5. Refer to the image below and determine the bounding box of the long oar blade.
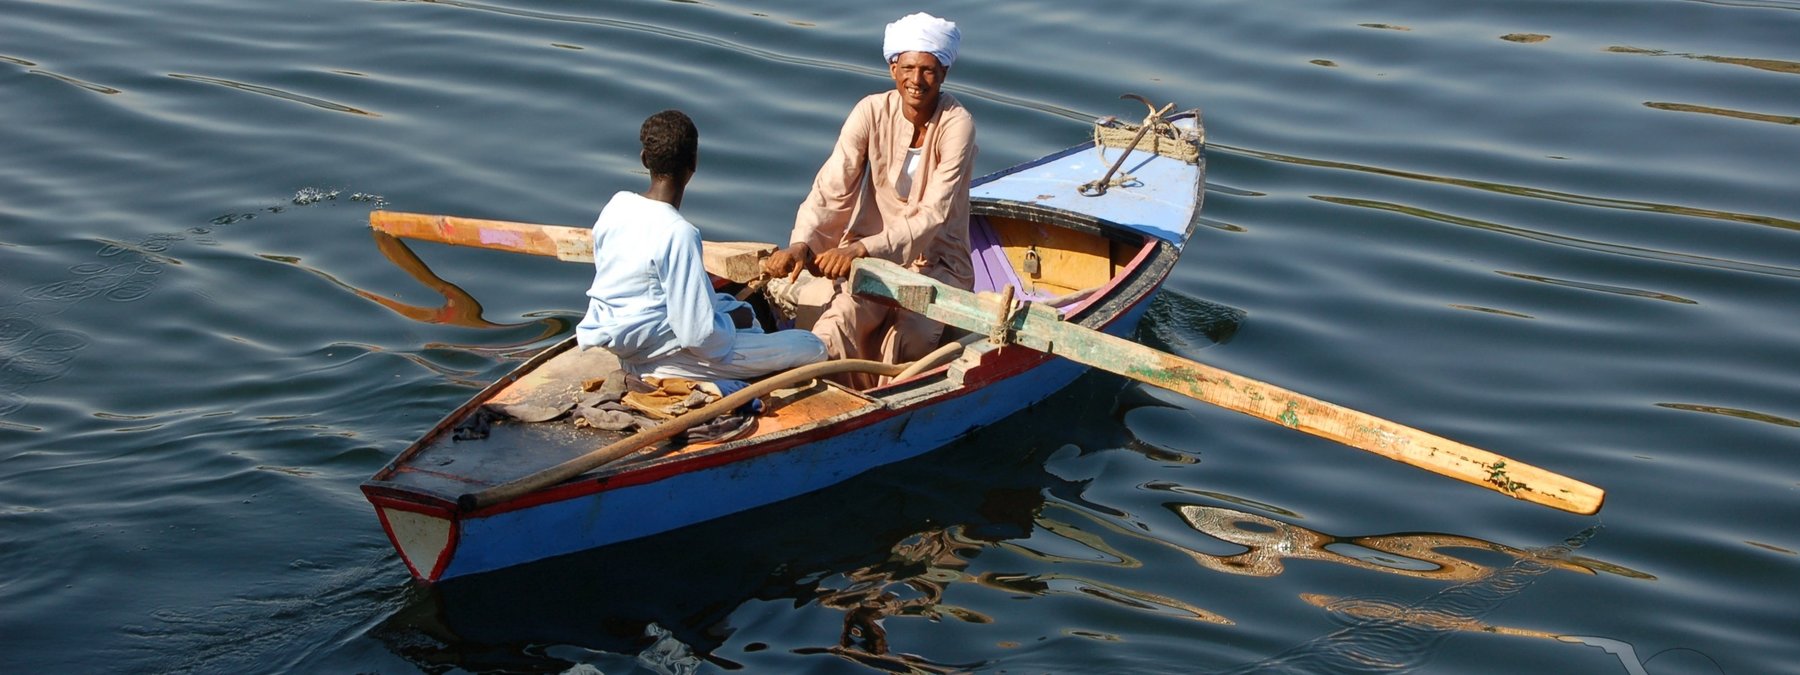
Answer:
[850,258,1605,515]
[370,211,594,261]
[367,211,776,282]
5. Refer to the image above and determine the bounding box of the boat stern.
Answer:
[365,489,460,583]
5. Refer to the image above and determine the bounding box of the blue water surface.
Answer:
[2,1,1796,673]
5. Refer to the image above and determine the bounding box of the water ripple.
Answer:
[389,0,855,75]
[1681,0,1800,11]
[1316,195,1800,279]
[1495,270,1699,304]
[1644,100,1800,126]
[0,191,388,421]
[1215,528,1601,674]
[976,572,1233,625]
[1655,402,1800,428]
[1172,504,1609,581]
[385,0,1096,124]
[1231,144,1800,233]
[28,69,121,95]
[167,73,378,117]
[1609,44,1800,76]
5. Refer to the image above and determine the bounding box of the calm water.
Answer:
[3,0,1797,673]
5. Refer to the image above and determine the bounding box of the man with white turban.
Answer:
[763,12,976,389]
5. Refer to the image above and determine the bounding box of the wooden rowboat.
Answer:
[360,109,1210,583]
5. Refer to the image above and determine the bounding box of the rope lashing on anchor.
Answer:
[1079,94,1201,197]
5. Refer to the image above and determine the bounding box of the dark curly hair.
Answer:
[640,109,698,177]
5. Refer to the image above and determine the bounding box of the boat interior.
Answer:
[377,205,1157,496]
[966,212,1147,305]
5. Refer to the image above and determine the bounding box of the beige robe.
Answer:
[791,90,977,386]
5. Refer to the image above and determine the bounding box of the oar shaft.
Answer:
[849,258,1604,515]
[370,211,594,261]
[368,211,776,282]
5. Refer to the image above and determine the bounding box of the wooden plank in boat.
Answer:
[487,345,622,422]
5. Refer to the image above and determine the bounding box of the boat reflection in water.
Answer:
[1170,500,1646,582]
[1174,506,1656,674]
[361,231,569,348]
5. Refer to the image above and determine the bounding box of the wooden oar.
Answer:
[367,210,774,283]
[850,258,1605,515]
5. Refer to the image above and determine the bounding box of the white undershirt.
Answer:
[894,146,923,199]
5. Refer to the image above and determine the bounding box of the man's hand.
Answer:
[762,243,814,280]
[814,241,867,280]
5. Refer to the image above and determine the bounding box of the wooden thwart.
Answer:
[850,258,1605,515]
[368,211,773,283]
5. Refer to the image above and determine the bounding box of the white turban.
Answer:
[882,13,960,68]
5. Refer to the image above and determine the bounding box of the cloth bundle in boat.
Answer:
[571,373,758,444]
[624,376,725,419]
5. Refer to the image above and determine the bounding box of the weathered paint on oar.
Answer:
[367,211,775,282]
[371,210,593,261]
[850,258,1605,515]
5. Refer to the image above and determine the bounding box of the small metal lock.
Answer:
[1023,247,1041,278]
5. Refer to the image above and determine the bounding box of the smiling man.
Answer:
[763,12,976,389]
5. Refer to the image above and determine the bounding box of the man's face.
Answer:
[889,52,946,111]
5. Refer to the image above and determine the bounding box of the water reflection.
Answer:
[1644,101,1800,127]
[1656,402,1800,428]
[1608,44,1800,77]
[1225,144,1800,233]
[167,73,376,116]
[284,231,572,355]
[1217,528,1602,674]
[362,231,539,331]
[1170,501,1650,581]
[29,69,121,95]
[1316,194,1800,278]
[798,526,998,673]
[1495,270,1699,304]
[1301,593,1559,639]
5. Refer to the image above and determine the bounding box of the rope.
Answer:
[1093,111,1201,164]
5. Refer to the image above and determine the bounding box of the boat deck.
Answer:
[379,345,880,501]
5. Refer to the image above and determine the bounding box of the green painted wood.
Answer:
[850,258,1605,515]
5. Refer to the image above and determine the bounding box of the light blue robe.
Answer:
[576,191,825,384]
